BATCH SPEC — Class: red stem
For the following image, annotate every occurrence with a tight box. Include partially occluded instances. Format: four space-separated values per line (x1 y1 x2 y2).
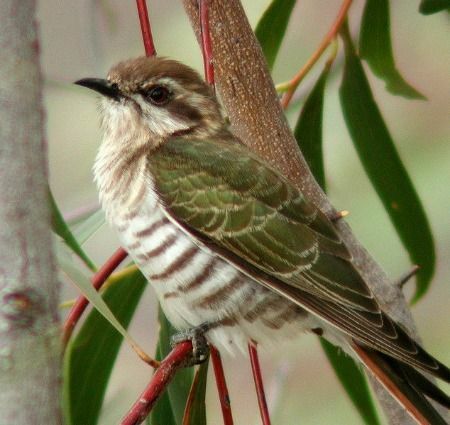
62 247 128 347
248 344 271 425
121 341 193 425
135 0 156 57
210 346 234 425
199 0 215 86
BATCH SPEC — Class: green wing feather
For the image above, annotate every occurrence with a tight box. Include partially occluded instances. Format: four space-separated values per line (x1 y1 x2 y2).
148 137 447 378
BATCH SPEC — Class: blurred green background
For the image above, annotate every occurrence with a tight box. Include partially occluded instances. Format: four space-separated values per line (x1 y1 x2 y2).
38 1 449 423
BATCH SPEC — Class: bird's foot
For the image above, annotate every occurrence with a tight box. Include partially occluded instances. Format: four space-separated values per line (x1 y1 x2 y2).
170 322 211 366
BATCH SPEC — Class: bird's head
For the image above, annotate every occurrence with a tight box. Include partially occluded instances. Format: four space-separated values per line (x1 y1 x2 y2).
76 56 226 148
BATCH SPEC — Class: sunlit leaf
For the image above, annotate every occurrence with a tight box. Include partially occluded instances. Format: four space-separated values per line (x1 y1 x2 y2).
360 0 425 99
182 361 209 425
255 0 296 70
321 340 381 425
63 268 148 425
419 0 450 14
340 24 435 302
49 188 96 271
293 64 380 425
149 307 194 425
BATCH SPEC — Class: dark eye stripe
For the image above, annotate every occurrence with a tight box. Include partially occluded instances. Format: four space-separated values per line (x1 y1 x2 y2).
141 85 171 105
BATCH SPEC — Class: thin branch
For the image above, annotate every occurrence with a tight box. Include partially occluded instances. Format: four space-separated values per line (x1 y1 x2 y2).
62 247 128 347
280 0 352 108
248 344 271 425
136 0 156 56
120 341 193 425
211 346 234 425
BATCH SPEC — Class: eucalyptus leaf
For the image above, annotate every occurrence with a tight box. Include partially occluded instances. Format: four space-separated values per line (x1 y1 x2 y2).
149 307 194 425
255 0 296 70
63 269 148 425
182 361 209 425
340 24 435 302
360 0 425 99
419 0 450 14
73 208 105 245
49 188 96 271
294 64 380 425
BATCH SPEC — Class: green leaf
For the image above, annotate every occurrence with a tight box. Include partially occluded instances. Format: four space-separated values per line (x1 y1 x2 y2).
419 0 450 14
72 208 105 245
255 0 296 70
49 188 96 271
293 64 380 425
294 64 330 190
57 247 146 348
182 361 209 425
63 269 148 425
359 0 425 100
340 24 435 302
320 340 381 425
149 307 194 425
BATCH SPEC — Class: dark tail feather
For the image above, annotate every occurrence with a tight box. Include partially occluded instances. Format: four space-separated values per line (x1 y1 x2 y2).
352 343 450 425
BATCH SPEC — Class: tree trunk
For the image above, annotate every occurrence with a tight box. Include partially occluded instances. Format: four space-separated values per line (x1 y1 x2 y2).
180 1 424 423
0 1 61 423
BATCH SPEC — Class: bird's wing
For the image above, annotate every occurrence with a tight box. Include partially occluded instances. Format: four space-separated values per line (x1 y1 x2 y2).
148 137 445 377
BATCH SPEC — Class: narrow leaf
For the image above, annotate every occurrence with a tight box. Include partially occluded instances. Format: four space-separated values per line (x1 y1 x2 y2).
149 306 194 425
293 65 380 425
63 269 148 425
340 24 435 301
182 361 209 425
419 0 450 14
49 188 96 271
294 64 329 189
57 247 147 350
321 340 381 425
254 0 296 70
72 208 105 245
360 0 425 99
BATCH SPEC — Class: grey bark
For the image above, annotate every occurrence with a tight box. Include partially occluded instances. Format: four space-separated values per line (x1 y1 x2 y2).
0 1 61 424
180 1 437 423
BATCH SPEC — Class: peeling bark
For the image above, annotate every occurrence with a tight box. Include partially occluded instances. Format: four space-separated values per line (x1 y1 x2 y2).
0 1 61 423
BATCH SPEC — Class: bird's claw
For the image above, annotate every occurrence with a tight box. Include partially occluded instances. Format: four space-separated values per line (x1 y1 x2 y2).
170 322 211 366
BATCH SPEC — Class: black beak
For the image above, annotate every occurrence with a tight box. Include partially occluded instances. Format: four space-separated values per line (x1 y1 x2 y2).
75 78 120 100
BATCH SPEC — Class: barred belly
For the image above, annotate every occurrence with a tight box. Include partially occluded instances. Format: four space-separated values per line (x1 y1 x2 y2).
109 191 321 355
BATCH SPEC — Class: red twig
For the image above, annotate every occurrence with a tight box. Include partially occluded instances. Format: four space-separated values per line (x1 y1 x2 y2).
62 247 128 347
199 0 215 86
121 341 193 425
210 346 234 425
136 0 156 57
248 344 271 425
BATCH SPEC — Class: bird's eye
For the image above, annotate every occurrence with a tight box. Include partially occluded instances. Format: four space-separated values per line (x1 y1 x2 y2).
146 86 171 105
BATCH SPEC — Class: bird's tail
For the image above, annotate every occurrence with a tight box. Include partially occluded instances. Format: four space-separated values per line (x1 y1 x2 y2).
352 343 450 425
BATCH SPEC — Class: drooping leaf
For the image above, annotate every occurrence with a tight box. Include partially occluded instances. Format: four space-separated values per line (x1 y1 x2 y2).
72 208 105 245
293 64 380 425
49 188 96 271
360 0 425 99
63 268 148 425
320 340 381 425
340 24 435 302
294 64 330 190
182 361 209 425
57 247 146 349
419 0 450 14
149 306 194 425
255 0 297 70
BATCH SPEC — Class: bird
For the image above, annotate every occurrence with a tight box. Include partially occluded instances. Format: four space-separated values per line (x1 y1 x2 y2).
75 56 450 424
